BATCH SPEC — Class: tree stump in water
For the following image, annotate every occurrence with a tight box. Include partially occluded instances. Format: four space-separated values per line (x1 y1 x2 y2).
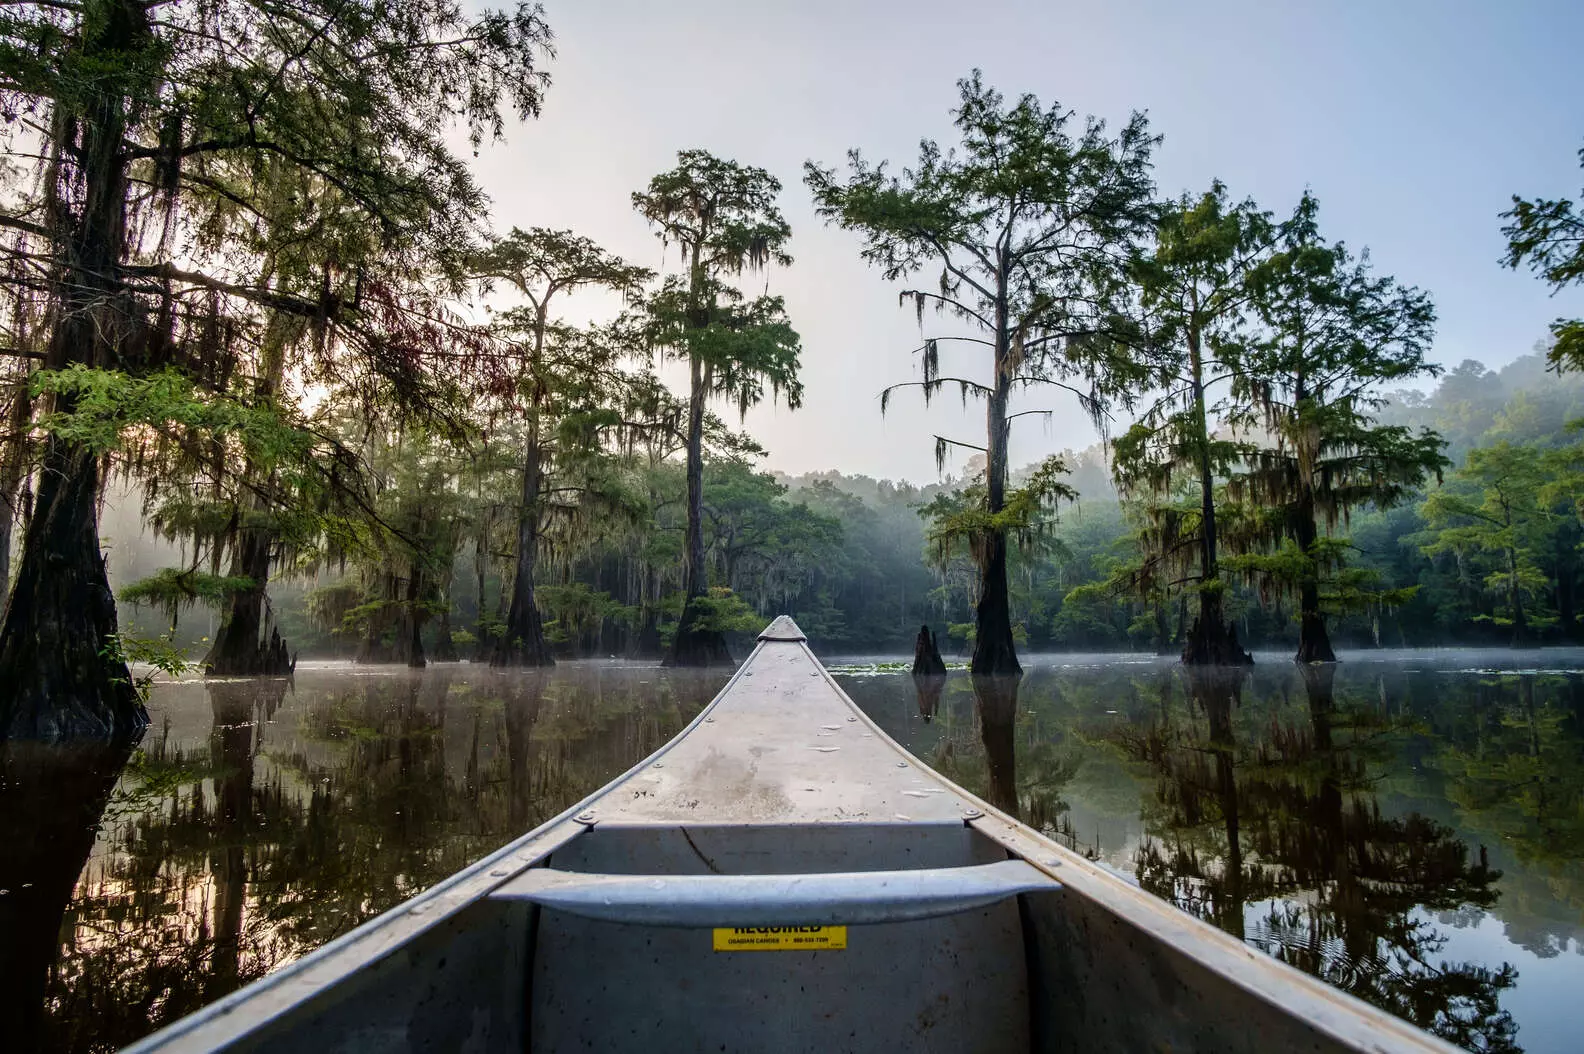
911 624 948 677
1180 616 1254 666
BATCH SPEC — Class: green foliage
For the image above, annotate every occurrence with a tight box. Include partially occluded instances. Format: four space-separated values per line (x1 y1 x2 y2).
33 366 312 462
634 150 804 418
537 583 636 646
1113 184 1273 626
1222 195 1446 648
100 630 199 703
920 455 1077 571
1501 143 1584 371
120 569 257 626
1419 441 1563 636
686 588 765 634
808 71 1157 669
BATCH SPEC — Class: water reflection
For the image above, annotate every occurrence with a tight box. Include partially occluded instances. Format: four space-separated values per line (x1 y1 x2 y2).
0 739 137 1054
1124 664 1516 1051
911 672 945 723
840 654 1584 1054
14 654 1584 1053
971 675 1020 818
11 663 725 1053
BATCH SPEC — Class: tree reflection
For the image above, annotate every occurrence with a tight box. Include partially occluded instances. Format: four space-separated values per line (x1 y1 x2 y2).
911 673 1080 838
912 672 945 723
38 679 290 1050
0 739 136 1054
1116 663 1520 1053
1427 671 1584 959
972 674 1020 817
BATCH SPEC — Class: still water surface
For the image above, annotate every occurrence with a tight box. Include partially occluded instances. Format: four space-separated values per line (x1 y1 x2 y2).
3 651 1581 1052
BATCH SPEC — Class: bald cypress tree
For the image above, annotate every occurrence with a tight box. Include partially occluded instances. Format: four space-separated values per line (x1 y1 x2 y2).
0 0 551 737
807 72 1157 674
1228 195 1446 663
1114 184 1274 666
633 151 803 667
469 229 652 667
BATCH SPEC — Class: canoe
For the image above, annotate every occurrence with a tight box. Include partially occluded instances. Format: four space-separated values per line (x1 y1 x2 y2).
126 616 1457 1053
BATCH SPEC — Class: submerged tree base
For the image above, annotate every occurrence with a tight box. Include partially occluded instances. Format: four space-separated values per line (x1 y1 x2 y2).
0 444 148 741
665 597 733 668
1181 617 1254 666
204 628 295 678
490 626 556 668
1295 614 1337 664
970 625 1022 677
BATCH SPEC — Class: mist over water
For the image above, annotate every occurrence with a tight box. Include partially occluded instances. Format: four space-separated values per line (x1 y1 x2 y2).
4 650 1581 1052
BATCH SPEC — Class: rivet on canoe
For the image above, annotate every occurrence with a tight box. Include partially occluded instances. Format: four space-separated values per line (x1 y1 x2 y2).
576 811 597 824
1044 857 1063 868
895 761 908 768
489 868 509 877
963 807 983 819
652 762 664 768
846 716 857 722
704 717 715 723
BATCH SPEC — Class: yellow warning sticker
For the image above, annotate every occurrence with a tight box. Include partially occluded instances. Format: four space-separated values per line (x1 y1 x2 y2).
712 926 848 951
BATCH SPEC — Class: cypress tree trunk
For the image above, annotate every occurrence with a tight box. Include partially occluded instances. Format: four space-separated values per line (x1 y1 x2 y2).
472 519 493 660
0 442 144 738
0 0 152 740
492 449 554 667
668 355 731 667
0 380 31 614
433 604 460 662
402 566 426 668
206 313 291 676
1182 327 1251 666
911 623 947 676
971 317 1020 676
203 499 292 676
1293 492 1336 663
1507 547 1530 647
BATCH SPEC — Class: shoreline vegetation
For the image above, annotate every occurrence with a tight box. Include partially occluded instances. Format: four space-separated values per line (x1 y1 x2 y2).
0 4 1581 742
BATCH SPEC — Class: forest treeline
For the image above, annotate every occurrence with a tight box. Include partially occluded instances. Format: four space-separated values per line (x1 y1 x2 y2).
118 349 1584 663
3 2 1583 739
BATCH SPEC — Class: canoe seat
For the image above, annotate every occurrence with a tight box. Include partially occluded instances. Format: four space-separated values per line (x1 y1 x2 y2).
516 822 1047 1053
489 858 1059 926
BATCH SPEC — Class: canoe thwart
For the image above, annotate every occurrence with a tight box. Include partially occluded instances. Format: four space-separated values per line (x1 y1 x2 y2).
490 858 1058 927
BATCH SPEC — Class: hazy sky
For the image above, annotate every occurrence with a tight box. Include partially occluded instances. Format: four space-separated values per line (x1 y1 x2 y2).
466 0 1583 484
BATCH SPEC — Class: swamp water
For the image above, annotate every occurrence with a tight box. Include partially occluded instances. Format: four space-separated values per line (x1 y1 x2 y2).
3 651 1582 1052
